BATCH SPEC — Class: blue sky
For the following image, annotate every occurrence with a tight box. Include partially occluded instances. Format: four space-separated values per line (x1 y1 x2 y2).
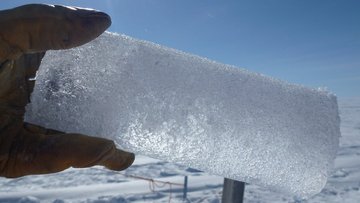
1 0 359 97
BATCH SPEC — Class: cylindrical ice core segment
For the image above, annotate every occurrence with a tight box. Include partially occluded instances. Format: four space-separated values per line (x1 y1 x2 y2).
25 32 340 197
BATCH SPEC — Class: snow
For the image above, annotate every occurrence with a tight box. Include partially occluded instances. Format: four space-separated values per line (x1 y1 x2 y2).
24 32 340 197
0 175 222 201
0 98 358 202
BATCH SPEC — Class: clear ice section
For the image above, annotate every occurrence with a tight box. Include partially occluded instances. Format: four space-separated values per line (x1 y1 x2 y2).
25 32 340 197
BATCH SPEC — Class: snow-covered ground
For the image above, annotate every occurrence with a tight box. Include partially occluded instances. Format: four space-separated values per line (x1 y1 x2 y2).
0 97 359 203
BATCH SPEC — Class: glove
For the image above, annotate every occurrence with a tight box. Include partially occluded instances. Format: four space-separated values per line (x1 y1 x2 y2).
0 4 111 59
0 4 135 178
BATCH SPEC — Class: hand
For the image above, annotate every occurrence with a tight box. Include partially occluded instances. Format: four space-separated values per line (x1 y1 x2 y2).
0 4 135 178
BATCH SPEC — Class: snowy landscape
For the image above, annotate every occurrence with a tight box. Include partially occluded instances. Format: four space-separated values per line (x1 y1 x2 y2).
0 1 358 202
0 97 359 202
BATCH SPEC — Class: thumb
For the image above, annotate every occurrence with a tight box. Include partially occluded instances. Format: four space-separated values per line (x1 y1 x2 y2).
0 4 111 58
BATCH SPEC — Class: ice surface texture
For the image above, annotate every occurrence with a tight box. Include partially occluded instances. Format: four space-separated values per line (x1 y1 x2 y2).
25 32 340 197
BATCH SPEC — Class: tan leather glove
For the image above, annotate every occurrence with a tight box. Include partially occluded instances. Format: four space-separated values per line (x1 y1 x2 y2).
0 4 135 178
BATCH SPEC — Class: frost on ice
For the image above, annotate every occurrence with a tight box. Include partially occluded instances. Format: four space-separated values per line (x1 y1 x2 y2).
25 32 340 197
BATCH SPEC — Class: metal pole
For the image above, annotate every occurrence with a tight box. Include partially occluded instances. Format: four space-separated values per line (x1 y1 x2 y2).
183 176 188 201
221 178 245 203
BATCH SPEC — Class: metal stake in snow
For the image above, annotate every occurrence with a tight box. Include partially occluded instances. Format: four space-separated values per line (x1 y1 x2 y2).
222 178 245 203
26 32 341 197
183 176 188 201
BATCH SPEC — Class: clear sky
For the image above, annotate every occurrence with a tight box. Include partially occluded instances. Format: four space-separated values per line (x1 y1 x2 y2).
1 0 359 97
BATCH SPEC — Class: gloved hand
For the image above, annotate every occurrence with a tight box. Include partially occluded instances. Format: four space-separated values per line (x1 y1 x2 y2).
0 4 135 178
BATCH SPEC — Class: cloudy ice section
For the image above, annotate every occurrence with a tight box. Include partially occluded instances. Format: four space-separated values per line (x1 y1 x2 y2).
25 32 340 197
